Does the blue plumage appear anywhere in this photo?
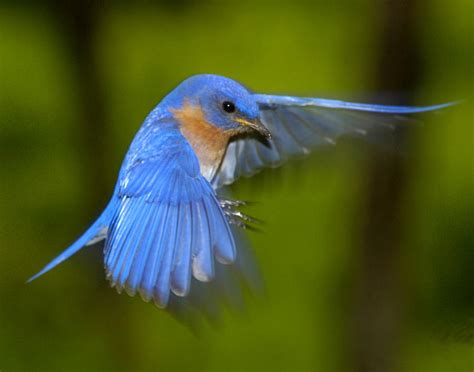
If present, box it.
[29,74,453,310]
[104,121,234,306]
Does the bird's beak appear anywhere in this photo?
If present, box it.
[235,117,272,139]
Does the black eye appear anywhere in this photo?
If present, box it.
[222,101,236,113]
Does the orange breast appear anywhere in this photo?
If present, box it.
[172,102,231,181]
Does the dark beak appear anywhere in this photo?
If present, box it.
[235,117,272,139]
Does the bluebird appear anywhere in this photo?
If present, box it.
[29,74,452,308]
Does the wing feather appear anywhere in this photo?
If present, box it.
[139,204,170,302]
[212,94,454,188]
[205,194,236,264]
[105,125,235,308]
[192,199,215,282]
[127,202,162,294]
[154,204,179,307]
[170,203,193,297]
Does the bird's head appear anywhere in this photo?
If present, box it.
[164,74,271,139]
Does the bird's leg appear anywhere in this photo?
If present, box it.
[218,197,262,231]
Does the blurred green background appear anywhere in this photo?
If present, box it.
[0,1,472,371]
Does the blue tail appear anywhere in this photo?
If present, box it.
[27,199,117,283]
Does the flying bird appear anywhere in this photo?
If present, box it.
[29,74,452,308]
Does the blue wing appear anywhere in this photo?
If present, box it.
[212,94,455,188]
[105,123,235,308]
[165,223,263,327]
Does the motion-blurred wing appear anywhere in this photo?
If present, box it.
[212,94,453,188]
[105,131,235,308]
[166,224,263,328]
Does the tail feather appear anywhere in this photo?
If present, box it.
[27,199,116,283]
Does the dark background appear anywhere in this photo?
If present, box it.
[0,1,472,371]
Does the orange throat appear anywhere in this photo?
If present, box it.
[172,103,231,181]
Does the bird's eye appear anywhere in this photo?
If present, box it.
[222,101,236,113]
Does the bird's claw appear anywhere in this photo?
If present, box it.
[219,198,262,231]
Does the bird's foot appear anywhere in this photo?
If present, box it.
[219,198,262,231]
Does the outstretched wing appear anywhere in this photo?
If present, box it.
[212,94,454,188]
[105,127,235,308]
